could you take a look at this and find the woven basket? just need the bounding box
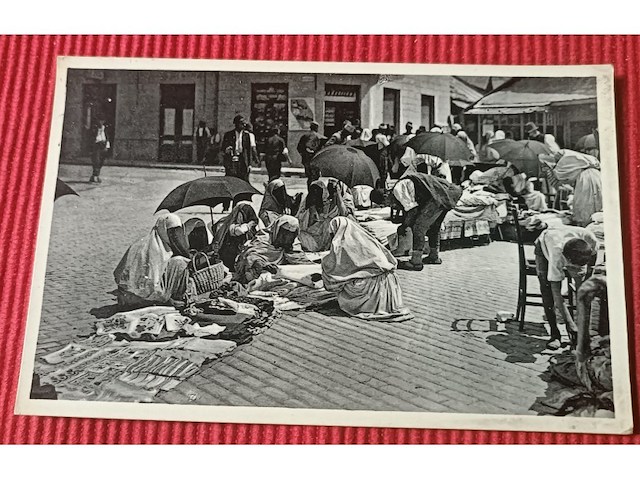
[190,252,225,295]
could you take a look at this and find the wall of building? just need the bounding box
[365,75,451,131]
[61,70,452,167]
[61,69,218,163]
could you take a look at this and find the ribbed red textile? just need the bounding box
[0,35,637,444]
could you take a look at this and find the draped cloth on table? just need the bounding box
[553,150,603,227]
[321,217,412,321]
[259,178,286,228]
[114,213,186,303]
[297,177,355,252]
[233,215,312,284]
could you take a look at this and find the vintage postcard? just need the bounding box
[15,57,633,434]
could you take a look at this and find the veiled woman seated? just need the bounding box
[321,216,412,321]
[213,201,259,271]
[259,178,301,228]
[113,213,191,307]
[233,215,313,284]
[297,177,356,252]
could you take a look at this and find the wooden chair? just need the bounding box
[510,205,575,332]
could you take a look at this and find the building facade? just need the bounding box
[60,69,451,166]
[465,77,598,149]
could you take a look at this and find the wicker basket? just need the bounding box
[189,252,225,296]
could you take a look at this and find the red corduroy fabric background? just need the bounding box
[0,35,638,444]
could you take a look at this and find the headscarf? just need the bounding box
[113,213,182,301]
[269,214,299,246]
[553,149,601,185]
[213,201,258,247]
[321,217,397,291]
[552,150,602,226]
[259,178,286,226]
[492,130,506,142]
[183,217,212,251]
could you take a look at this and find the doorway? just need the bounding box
[159,84,195,163]
[383,88,400,129]
[82,84,117,156]
[421,94,435,130]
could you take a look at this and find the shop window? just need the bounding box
[324,83,360,138]
[251,83,289,153]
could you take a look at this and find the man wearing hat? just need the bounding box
[525,121,561,153]
[325,119,355,147]
[221,114,252,183]
[297,121,325,184]
[525,122,545,143]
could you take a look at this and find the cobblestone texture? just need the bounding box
[34,164,571,415]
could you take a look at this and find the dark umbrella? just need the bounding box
[405,132,471,161]
[310,145,381,187]
[387,134,410,159]
[55,179,78,200]
[488,139,551,178]
[156,176,261,213]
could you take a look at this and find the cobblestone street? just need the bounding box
[35,163,570,415]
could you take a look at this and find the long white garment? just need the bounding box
[114,213,182,301]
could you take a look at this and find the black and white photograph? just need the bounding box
[15,58,633,434]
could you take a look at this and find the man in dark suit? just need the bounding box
[222,114,252,182]
[221,114,252,211]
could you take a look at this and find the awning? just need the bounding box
[465,105,548,115]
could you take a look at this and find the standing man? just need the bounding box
[90,118,110,183]
[392,172,462,270]
[194,120,211,165]
[297,121,324,183]
[525,122,560,152]
[221,115,252,212]
[264,126,290,181]
[534,225,598,349]
[403,121,414,136]
[324,120,355,147]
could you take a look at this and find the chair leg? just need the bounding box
[519,274,527,332]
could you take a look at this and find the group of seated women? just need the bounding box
[113,174,412,322]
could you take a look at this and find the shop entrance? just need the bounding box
[323,84,360,138]
[159,84,195,163]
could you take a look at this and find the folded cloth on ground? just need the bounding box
[96,306,188,339]
[183,323,226,337]
[276,264,324,288]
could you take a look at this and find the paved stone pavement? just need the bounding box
[35,163,573,415]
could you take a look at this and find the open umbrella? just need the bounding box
[310,145,380,187]
[405,132,471,161]
[488,139,551,178]
[156,176,261,213]
[55,179,78,200]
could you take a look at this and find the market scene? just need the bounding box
[31,71,611,418]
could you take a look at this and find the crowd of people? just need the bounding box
[113,112,606,360]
